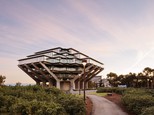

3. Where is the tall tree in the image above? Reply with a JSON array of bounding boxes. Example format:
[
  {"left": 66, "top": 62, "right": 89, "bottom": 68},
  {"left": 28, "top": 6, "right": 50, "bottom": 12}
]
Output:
[
  {"left": 143, "top": 67, "right": 152, "bottom": 76},
  {"left": 130, "top": 73, "right": 136, "bottom": 87},
  {"left": 143, "top": 67, "right": 153, "bottom": 88},
  {"left": 0, "top": 75, "right": 6, "bottom": 86},
  {"left": 107, "top": 72, "right": 118, "bottom": 87},
  {"left": 151, "top": 69, "right": 154, "bottom": 88},
  {"left": 15, "top": 82, "right": 21, "bottom": 86},
  {"left": 137, "top": 72, "right": 146, "bottom": 87}
]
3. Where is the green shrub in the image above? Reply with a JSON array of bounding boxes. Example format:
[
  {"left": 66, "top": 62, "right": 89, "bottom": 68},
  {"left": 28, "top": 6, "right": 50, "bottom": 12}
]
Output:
[
  {"left": 122, "top": 94, "right": 154, "bottom": 114},
  {"left": 10, "top": 98, "right": 29, "bottom": 115},
  {"left": 0, "top": 86, "right": 85, "bottom": 115},
  {"left": 123, "top": 88, "right": 147, "bottom": 95},
  {"left": 58, "top": 94, "right": 86, "bottom": 115},
  {"left": 44, "top": 87, "right": 63, "bottom": 95},
  {"left": 146, "top": 89, "right": 154, "bottom": 97},
  {"left": 28, "top": 101, "right": 66, "bottom": 115},
  {"left": 141, "top": 106, "right": 154, "bottom": 115},
  {"left": 122, "top": 88, "right": 154, "bottom": 115},
  {"left": 0, "top": 94, "right": 5, "bottom": 108},
  {"left": 97, "top": 87, "right": 126, "bottom": 94}
]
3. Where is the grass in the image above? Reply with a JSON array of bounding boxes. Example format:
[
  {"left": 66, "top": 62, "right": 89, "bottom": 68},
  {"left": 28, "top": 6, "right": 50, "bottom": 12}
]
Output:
[
  {"left": 88, "top": 92, "right": 107, "bottom": 96},
  {"left": 72, "top": 91, "right": 107, "bottom": 97},
  {"left": 74, "top": 93, "right": 107, "bottom": 97}
]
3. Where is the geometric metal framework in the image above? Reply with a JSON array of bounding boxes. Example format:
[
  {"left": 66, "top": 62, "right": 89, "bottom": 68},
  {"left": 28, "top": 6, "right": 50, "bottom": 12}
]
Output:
[{"left": 18, "top": 47, "right": 104, "bottom": 91}]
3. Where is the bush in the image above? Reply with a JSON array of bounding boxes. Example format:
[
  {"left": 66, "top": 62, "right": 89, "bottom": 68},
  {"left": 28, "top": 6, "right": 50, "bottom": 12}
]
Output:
[
  {"left": 10, "top": 99, "right": 29, "bottom": 115},
  {"left": 122, "top": 88, "right": 154, "bottom": 115},
  {"left": 0, "top": 86, "right": 85, "bottom": 115},
  {"left": 122, "top": 94, "right": 154, "bottom": 114},
  {"left": 141, "top": 106, "right": 154, "bottom": 115},
  {"left": 58, "top": 94, "right": 86, "bottom": 115},
  {"left": 97, "top": 87, "right": 126, "bottom": 94}
]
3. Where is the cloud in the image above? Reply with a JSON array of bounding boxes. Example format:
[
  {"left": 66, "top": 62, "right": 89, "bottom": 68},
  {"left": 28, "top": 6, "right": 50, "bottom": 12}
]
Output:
[
  {"left": 66, "top": 0, "right": 154, "bottom": 49},
  {"left": 1, "top": 0, "right": 154, "bottom": 83}
]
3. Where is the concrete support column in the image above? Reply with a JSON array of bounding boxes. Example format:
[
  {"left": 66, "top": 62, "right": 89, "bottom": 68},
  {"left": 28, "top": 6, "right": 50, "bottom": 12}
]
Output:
[
  {"left": 36, "top": 81, "right": 40, "bottom": 85},
  {"left": 56, "top": 80, "right": 60, "bottom": 89},
  {"left": 78, "top": 80, "right": 81, "bottom": 95},
  {"left": 70, "top": 80, "right": 75, "bottom": 90},
  {"left": 79, "top": 81, "right": 82, "bottom": 89},
  {"left": 80, "top": 81, "right": 84, "bottom": 89},
  {"left": 85, "top": 81, "right": 89, "bottom": 89},
  {"left": 42, "top": 81, "right": 46, "bottom": 87},
  {"left": 78, "top": 80, "right": 80, "bottom": 90},
  {"left": 49, "top": 80, "right": 53, "bottom": 87}
]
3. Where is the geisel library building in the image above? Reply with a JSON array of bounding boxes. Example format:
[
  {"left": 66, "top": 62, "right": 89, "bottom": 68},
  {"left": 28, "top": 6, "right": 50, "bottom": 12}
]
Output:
[{"left": 18, "top": 47, "right": 104, "bottom": 91}]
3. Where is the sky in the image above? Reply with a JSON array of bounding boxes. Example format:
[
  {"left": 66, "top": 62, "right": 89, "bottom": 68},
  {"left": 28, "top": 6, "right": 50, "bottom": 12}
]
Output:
[{"left": 1, "top": 0, "right": 154, "bottom": 84}]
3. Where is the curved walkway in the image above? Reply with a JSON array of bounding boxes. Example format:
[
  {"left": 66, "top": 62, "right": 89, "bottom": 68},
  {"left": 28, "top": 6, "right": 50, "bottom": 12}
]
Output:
[{"left": 88, "top": 95, "right": 128, "bottom": 115}]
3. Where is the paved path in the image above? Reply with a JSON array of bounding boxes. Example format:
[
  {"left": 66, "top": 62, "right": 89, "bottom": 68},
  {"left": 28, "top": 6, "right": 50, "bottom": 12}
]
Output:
[{"left": 88, "top": 95, "right": 128, "bottom": 115}]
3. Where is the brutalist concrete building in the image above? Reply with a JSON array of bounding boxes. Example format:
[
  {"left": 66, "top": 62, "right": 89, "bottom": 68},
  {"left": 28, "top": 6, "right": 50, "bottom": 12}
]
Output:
[{"left": 18, "top": 47, "right": 104, "bottom": 91}]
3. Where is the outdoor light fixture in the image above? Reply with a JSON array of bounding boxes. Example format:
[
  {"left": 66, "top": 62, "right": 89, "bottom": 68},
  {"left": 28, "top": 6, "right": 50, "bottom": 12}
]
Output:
[
  {"left": 79, "top": 74, "right": 81, "bottom": 95},
  {"left": 147, "top": 79, "right": 149, "bottom": 88},
  {"left": 82, "top": 59, "right": 87, "bottom": 67},
  {"left": 82, "top": 59, "right": 87, "bottom": 102}
]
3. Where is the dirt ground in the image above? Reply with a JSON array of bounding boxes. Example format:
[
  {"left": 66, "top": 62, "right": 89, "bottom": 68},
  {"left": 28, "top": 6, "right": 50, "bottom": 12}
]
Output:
[
  {"left": 86, "top": 97, "right": 93, "bottom": 115},
  {"left": 86, "top": 93, "right": 135, "bottom": 115}
]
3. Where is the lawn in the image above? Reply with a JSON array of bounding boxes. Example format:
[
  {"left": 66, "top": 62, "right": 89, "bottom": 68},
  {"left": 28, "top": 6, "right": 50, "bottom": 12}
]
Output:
[{"left": 88, "top": 92, "right": 107, "bottom": 96}]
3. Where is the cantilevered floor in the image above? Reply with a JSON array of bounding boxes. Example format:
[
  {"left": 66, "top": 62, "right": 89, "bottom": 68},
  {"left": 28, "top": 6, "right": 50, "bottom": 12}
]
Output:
[{"left": 18, "top": 47, "right": 104, "bottom": 91}]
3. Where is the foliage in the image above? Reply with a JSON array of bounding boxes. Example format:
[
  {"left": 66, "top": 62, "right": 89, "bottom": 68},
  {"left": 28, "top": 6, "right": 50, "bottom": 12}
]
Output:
[
  {"left": 141, "top": 106, "right": 154, "bottom": 115},
  {"left": 15, "top": 82, "right": 22, "bottom": 86},
  {"left": 0, "top": 85, "right": 85, "bottom": 115},
  {"left": 58, "top": 94, "right": 86, "bottom": 115},
  {"left": 0, "top": 75, "right": 6, "bottom": 86},
  {"left": 121, "top": 88, "right": 154, "bottom": 115},
  {"left": 107, "top": 67, "right": 154, "bottom": 88},
  {"left": 97, "top": 87, "right": 126, "bottom": 95}
]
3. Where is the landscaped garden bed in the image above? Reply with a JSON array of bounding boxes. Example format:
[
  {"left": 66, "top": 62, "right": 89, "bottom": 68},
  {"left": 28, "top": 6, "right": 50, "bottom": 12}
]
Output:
[{"left": 0, "top": 85, "right": 86, "bottom": 115}]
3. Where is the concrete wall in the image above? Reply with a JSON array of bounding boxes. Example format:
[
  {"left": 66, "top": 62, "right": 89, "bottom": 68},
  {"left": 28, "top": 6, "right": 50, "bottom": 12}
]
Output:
[{"left": 60, "top": 81, "right": 71, "bottom": 91}]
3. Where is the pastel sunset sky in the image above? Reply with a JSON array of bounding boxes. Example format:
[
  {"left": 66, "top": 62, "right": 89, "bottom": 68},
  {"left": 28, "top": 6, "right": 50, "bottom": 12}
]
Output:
[{"left": 1, "top": 0, "right": 154, "bottom": 84}]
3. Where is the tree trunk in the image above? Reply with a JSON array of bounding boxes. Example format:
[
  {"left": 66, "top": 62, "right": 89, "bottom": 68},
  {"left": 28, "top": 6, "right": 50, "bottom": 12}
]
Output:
[
  {"left": 147, "top": 80, "right": 149, "bottom": 88},
  {"left": 152, "top": 78, "right": 154, "bottom": 89}
]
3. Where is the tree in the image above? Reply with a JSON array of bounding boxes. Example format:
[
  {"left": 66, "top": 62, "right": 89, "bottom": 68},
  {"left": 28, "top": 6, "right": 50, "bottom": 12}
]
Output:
[
  {"left": 107, "top": 72, "right": 118, "bottom": 87},
  {"left": 137, "top": 72, "right": 146, "bottom": 88},
  {"left": 15, "top": 82, "right": 21, "bottom": 86},
  {"left": 151, "top": 69, "right": 154, "bottom": 89},
  {"left": 106, "top": 67, "right": 154, "bottom": 88},
  {"left": 143, "top": 67, "right": 152, "bottom": 76},
  {"left": 0, "top": 75, "right": 6, "bottom": 86},
  {"left": 143, "top": 67, "right": 153, "bottom": 88}
]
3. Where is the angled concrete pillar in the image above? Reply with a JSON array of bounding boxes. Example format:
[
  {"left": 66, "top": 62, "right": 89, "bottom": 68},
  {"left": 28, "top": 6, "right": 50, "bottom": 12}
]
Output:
[
  {"left": 42, "top": 81, "right": 46, "bottom": 87},
  {"left": 18, "top": 65, "right": 38, "bottom": 82}
]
